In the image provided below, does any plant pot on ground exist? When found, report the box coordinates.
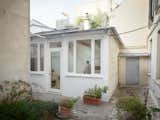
[83,85,108,105]
[57,97,78,118]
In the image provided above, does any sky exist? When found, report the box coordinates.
[30,0,96,28]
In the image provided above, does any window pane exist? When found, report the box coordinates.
[68,42,74,72]
[31,44,38,71]
[49,42,61,48]
[95,40,101,74]
[76,40,91,74]
[51,51,60,89]
[40,44,44,71]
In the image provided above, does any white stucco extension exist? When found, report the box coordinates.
[30,28,122,101]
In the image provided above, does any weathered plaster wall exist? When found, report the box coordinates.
[0,0,30,82]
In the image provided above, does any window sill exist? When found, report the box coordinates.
[66,73,103,78]
[30,71,45,75]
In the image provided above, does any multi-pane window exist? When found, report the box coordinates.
[30,43,44,72]
[68,39,101,74]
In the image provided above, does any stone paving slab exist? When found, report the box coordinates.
[72,100,115,120]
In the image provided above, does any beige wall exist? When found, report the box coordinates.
[110,0,149,48]
[118,56,126,85]
[0,0,30,82]
[118,56,149,87]
[108,36,119,99]
[139,57,149,85]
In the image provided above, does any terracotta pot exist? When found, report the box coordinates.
[83,95,101,105]
[58,106,72,118]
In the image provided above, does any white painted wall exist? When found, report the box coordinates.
[30,30,119,101]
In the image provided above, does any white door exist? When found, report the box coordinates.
[50,49,61,91]
[126,57,139,85]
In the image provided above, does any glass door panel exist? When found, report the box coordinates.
[51,51,60,89]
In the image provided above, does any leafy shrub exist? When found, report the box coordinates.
[31,100,58,119]
[116,97,147,120]
[84,85,108,99]
[0,80,32,103]
[0,101,35,120]
[0,100,58,120]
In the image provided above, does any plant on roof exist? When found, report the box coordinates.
[76,9,109,29]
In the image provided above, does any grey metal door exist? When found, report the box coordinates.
[126,57,139,85]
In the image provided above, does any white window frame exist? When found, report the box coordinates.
[30,43,45,74]
[67,39,101,76]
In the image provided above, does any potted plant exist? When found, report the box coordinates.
[57,98,78,118]
[83,85,108,105]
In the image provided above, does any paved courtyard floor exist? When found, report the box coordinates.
[71,87,151,120]
[33,86,157,120]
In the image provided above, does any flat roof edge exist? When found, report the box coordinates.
[119,53,150,57]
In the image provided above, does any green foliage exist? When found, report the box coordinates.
[60,97,79,108]
[76,17,83,27]
[146,107,160,120]
[76,10,109,29]
[116,97,146,120]
[84,85,108,99]
[30,101,58,120]
[0,101,35,120]
[0,100,58,120]
[116,97,160,120]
